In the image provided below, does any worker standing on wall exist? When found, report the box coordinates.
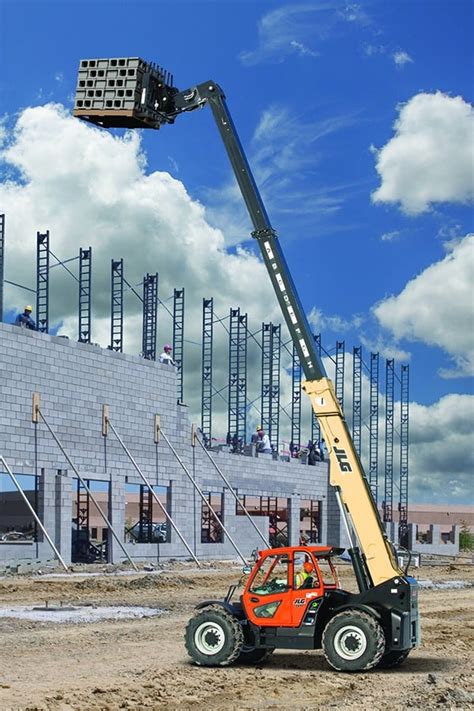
[15,305,37,330]
[256,425,272,454]
[159,344,175,366]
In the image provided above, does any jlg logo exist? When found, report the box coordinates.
[334,446,352,472]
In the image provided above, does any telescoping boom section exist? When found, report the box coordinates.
[73,60,419,671]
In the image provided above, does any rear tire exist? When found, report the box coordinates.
[322,609,385,672]
[377,649,410,669]
[185,605,244,667]
[237,647,275,665]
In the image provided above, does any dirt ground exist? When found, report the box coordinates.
[0,559,473,710]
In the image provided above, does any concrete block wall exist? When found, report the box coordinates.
[0,323,340,566]
[408,523,460,556]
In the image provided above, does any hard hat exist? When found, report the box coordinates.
[164,344,172,352]
[256,424,263,431]
[303,561,314,574]
[25,305,33,312]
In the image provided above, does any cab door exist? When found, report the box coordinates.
[243,551,295,627]
[289,550,324,627]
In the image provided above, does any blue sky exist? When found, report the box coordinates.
[0,0,473,505]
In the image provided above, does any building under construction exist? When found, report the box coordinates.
[2,213,455,569]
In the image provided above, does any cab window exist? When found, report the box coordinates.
[249,553,289,595]
[293,551,320,589]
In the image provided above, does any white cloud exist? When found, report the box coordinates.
[239,4,325,66]
[380,230,400,242]
[204,104,355,243]
[392,50,413,67]
[0,103,283,432]
[408,394,474,503]
[289,40,319,58]
[309,306,363,335]
[371,92,474,214]
[239,2,371,66]
[373,234,474,377]
[337,3,371,24]
[364,44,386,57]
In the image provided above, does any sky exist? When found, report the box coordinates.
[0,0,473,506]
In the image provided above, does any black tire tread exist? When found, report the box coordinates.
[185,604,244,667]
[322,609,385,672]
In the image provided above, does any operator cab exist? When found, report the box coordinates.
[242,546,343,628]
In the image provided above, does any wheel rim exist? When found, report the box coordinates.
[194,621,226,655]
[333,625,367,661]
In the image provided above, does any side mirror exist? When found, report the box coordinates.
[242,565,252,575]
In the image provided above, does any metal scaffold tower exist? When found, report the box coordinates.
[142,272,158,360]
[261,323,281,450]
[335,340,345,411]
[399,364,410,540]
[352,346,362,456]
[369,352,380,503]
[110,259,124,352]
[173,288,185,402]
[78,247,92,343]
[36,231,50,333]
[228,307,247,444]
[0,214,4,322]
[311,334,322,444]
[383,358,395,523]
[201,298,214,446]
[270,325,281,451]
[291,344,302,449]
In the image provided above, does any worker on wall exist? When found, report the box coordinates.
[15,305,37,330]
[159,344,175,366]
[256,425,272,454]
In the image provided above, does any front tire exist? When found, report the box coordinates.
[185,605,244,667]
[322,610,385,672]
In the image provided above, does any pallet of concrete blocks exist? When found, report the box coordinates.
[73,57,173,130]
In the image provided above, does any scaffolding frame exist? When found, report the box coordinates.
[352,346,362,456]
[399,364,410,537]
[0,214,4,322]
[78,247,92,343]
[201,298,214,446]
[369,352,380,503]
[36,231,50,333]
[383,358,395,523]
[110,259,124,352]
[173,288,185,402]
[291,343,302,449]
[261,323,281,450]
[142,272,158,360]
[311,334,322,444]
[228,307,247,444]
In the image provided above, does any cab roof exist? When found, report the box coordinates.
[258,545,345,559]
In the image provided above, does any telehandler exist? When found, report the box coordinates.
[73,58,420,672]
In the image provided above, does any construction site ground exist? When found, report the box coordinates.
[0,558,473,710]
